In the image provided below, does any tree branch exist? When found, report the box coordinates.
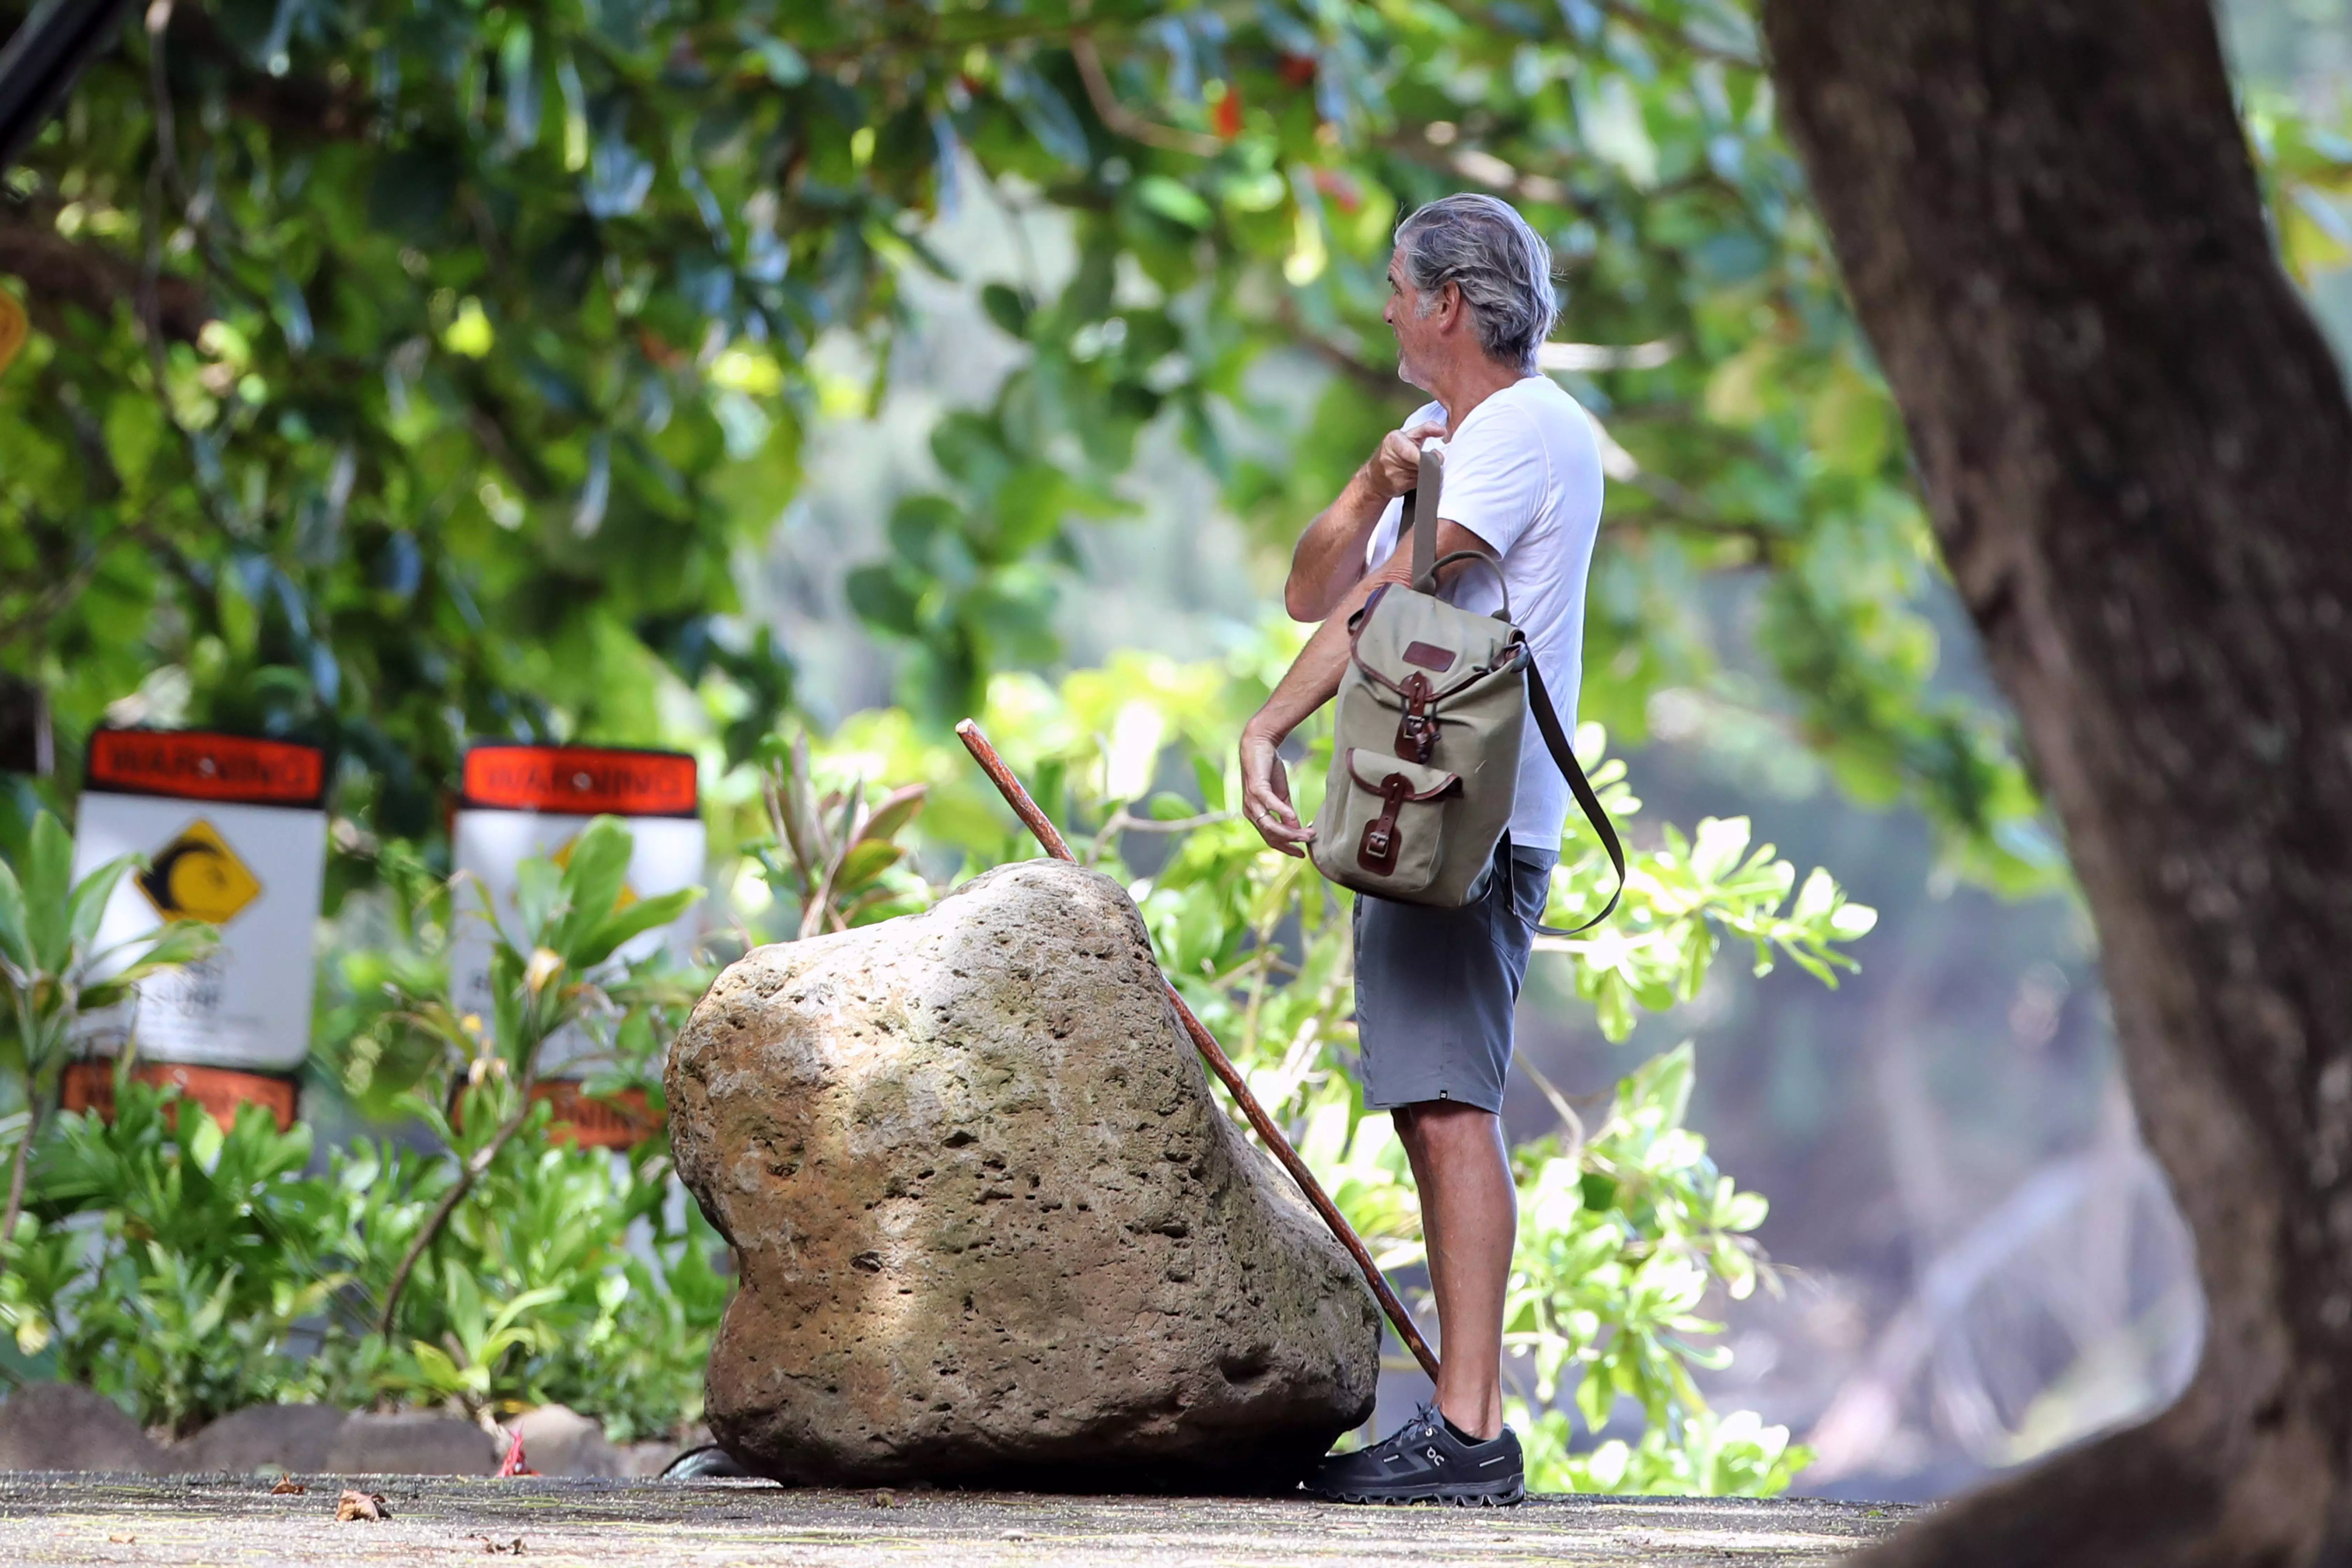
[1068,31,1226,158]
[0,206,208,341]
[375,1083,538,1342]
[1604,475,1782,558]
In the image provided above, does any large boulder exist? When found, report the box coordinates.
[321,1412,501,1476]
[503,1404,623,1477]
[0,1383,162,1472]
[172,1403,349,1474]
[668,860,1381,1491]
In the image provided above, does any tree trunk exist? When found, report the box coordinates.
[1760,1,2352,1562]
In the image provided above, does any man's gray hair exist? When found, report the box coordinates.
[1393,194,1559,372]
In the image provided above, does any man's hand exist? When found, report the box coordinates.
[1284,420,1446,623]
[1362,420,1446,501]
[1240,723,1312,858]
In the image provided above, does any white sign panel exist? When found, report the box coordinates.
[71,730,328,1072]
[449,745,705,1077]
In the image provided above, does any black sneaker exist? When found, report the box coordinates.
[1302,1402,1526,1506]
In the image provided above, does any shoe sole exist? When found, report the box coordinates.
[1303,1482,1526,1507]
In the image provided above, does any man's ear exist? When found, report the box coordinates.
[1436,281,1465,333]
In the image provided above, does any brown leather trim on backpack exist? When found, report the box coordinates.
[1395,672,1437,763]
[1344,749,1463,796]
[1348,752,1463,876]
[1345,597,1527,714]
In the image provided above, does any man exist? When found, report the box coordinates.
[1238,192,1604,1506]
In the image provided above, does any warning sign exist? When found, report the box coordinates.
[86,729,324,806]
[135,818,263,926]
[460,744,697,817]
[73,730,328,1073]
[450,744,705,1077]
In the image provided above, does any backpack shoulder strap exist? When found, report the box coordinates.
[1524,658,1625,937]
[1407,440,1443,590]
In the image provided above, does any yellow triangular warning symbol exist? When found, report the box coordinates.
[136,819,262,926]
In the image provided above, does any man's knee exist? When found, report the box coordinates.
[1392,1098,1499,1157]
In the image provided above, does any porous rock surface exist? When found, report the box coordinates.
[667,860,1381,1491]
[173,1402,349,1474]
[320,1411,500,1476]
[0,1382,162,1473]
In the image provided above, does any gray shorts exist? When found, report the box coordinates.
[1351,837,1557,1114]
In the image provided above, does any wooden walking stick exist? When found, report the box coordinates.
[954,719,1441,1381]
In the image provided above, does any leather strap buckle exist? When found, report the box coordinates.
[1395,673,1437,764]
[1357,774,1413,875]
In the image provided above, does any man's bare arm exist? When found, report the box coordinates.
[1283,420,1446,622]
[1243,519,1496,856]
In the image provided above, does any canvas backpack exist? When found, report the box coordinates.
[1307,441,1624,933]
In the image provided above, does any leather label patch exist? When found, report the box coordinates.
[1402,641,1457,673]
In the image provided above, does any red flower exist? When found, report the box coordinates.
[1311,168,1362,212]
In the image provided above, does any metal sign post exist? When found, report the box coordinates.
[449,744,705,1147]
[66,729,330,1129]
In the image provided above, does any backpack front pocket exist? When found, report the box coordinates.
[1331,750,1461,896]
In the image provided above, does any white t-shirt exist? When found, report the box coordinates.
[1363,376,1604,853]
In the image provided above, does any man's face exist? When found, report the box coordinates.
[1385,248,1447,392]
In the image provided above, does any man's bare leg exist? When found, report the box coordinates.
[1394,1100,1517,1441]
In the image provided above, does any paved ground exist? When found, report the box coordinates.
[0,1475,1917,1565]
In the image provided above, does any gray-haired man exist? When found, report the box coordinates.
[1239,194,1604,1505]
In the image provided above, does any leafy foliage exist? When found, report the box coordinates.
[2,1072,726,1440]
[22,1087,338,1437]
[0,810,216,1249]
[748,729,931,937]
[1500,1044,1812,1493]
[0,824,720,1439]
[1,0,2076,896]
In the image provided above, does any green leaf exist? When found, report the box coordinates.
[1135,176,1213,231]
[555,818,636,943]
[573,887,700,971]
[1002,66,1089,167]
[856,784,926,847]
[511,860,563,947]
[1625,1042,1697,1131]
[23,813,74,973]
[832,839,901,895]
[845,565,924,637]
[980,283,1032,340]
[106,918,219,985]
[0,855,30,976]
[64,854,137,960]
[740,27,807,86]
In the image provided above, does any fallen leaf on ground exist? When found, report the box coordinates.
[470,1536,526,1554]
[271,1478,307,1495]
[336,1489,390,1522]
[107,1535,133,1545]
